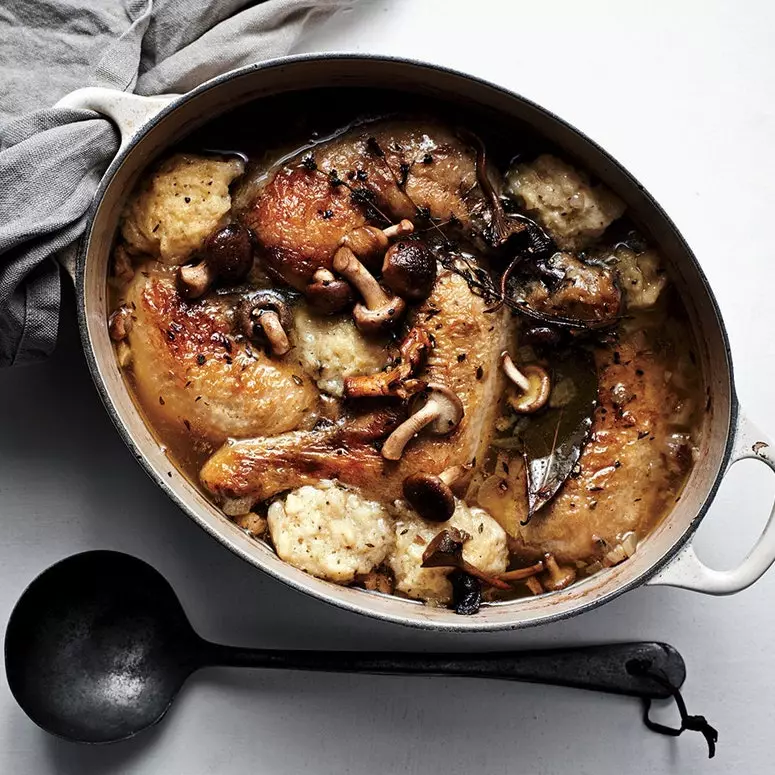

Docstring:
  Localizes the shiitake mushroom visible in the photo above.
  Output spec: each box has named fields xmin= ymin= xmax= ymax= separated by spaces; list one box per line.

xmin=381 ymin=238 xmax=437 ymax=302
xmin=450 ymin=571 xmax=482 ymax=615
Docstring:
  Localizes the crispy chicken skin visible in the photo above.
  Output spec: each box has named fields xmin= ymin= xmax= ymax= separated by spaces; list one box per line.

xmin=502 ymin=326 xmax=695 ymax=564
xmin=241 ymin=121 xmax=480 ymax=290
xmin=199 ymin=272 xmax=510 ymax=509
xmin=123 ymin=263 xmax=319 ymax=444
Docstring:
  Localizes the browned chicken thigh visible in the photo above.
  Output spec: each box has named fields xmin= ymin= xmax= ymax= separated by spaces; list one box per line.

xmin=199 ymin=271 xmax=511 ymax=509
xmin=515 ymin=326 xmax=695 ymax=564
xmin=479 ymin=320 xmax=697 ymax=565
xmin=241 ymin=121 xmax=481 ymax=290
xmin=122 ymin=263 xmax=319 ymax=445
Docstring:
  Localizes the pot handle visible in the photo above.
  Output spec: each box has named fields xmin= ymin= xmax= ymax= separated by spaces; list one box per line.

xmin=54 ymin=88 xmax=178 ymax=280
xmin=646 ymin=411 xmax=775 ymax=594
xmin=55 ymin=87 xmax=177 ymax=150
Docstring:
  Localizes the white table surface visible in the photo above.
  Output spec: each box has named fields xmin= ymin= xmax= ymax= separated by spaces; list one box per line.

xmin=3 ymin=1 xmax=775 ymax=772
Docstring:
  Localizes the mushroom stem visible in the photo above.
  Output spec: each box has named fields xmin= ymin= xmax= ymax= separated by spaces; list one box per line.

xmin=439 ymin=465 xmax=468 ymax=488
xmin=501 ymin=351 xmax=530 ymax=392
xmin=341 ymin=220 xmax=415 ymax=264
xmin=461 ymin=561 xmax=512 ymax=591
xmin=257 ymin=310 xmax=291 ymax=356
xmin=333 ymin=246 xmax=388 ymax=309
xmin=178 ymin=261 xmax=216 ymax=300
xmin=499 ymin=560 xmax=544 ymax=582
xmin=382 ymin=219 xmax=414 ymax=239
xmin=108 ymin=305 xmax=133 ymax=341
xmin=381 ymin=403 xmax=439 ymax=461
xmin=501 ymin=351 xmax=551 ymax=413
xmin=542 ymin=553 xmax=576 ymax=591
xmin=524 ymin=576 xmax=544 ymax=596
xmin=381 ymin=383 xmax=464 ymax=460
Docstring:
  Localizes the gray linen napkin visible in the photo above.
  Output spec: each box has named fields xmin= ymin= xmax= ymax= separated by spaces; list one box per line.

xmin=0 ymin=0 xmax=352 ymax=367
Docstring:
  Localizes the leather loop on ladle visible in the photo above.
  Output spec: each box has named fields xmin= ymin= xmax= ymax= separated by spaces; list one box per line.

xmin=626 ymin=658 xmax=718 ymax=758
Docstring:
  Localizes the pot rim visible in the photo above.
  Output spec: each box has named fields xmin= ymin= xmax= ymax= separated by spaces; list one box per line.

xmin=75 ymin=52 xmax=739 ymax=632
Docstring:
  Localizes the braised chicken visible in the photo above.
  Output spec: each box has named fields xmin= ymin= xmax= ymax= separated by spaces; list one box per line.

xmin=120 ymin=263 xmax=319 ymax=444
xmin=526 ymin=329 xmax=694 ymax=564
xmin=240 ymin=121 xmax=481 ymax=290
xmin=108 ymin=102 xmax=703 ymax=611
xmin=483 ymin=321 xmax=697 ymax=565
xmin=199 ymin=271 xmax=511 ymax=508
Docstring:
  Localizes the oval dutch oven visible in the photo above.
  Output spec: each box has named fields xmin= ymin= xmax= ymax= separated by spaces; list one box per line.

xmin=56 ymin=55 xmax=775 ymax=631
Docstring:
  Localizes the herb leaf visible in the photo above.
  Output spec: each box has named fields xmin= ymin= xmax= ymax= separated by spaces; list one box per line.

xmin=520 ymin=348 xmax=597 ymax=519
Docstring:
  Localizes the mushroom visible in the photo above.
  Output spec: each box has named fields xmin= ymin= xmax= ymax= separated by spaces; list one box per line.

xmin=341 ymin=219 xmax=414 ymax=268
xmin=381 ymin=383 xmax=464 ymax=460
xmin=237 ymin=290 xmax=292 ymax=356
xmin=498 ymin=560 xmax=544 ymax=582
xmin=305 ymin=268 xmax=354 ymax=314
xmin=524 ymin=576 xmax=544 ymax=596
xmin=108 ymin=304 xmax=133 ymax=341
xmin=542 ymin=552 xmax=576 ymax=591
xmin=450 ymin=571 xmax=482 ymax=615
xmin=381 ymin=239 xmax=437 ymax=302
xmin=233 ymin=512 xmax=268 ymax=537
xmin=343 ymin=326 xmax=432 ymax=400
xmin=178 ymin=262 xmax=213 ymax=300
xmin=402 ymin=465 xmax=469 ymax=523
xmin=332 ymin=245 xmax=406 ymax=333
xmin=521 ymin=326 xmax=563 ymax=349
xmin=421 ymin=528 xmax=511 ymax=590
xmin=178 ymin=223 xmax=253 ymax=299
xmin=501 ymin=352 xmax=551 ymax=413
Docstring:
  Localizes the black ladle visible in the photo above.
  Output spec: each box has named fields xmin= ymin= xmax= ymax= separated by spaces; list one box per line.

xmin=5 ymin=551 xmax=685 ymax=745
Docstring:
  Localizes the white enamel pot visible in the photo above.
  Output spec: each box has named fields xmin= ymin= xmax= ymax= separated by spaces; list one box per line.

xmin=58 ymin=54 xmax=775 ymax=631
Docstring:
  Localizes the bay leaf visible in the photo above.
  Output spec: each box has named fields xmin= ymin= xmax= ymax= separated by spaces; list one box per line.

xmin=520 ymin=348 xmax=598 ymax=520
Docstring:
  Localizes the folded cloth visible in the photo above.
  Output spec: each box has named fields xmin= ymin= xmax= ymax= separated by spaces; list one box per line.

xmin=0 ymin=0 xmax=352 ymax=367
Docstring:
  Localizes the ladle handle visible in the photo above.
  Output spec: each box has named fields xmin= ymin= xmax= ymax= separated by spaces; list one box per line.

xmin=203 ymin=641 xmax=684 ymax=700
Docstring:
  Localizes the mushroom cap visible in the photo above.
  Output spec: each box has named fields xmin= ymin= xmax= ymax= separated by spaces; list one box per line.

xmin=352 ymin=293 xmax=406 ymax=333
xmin=421 ymin=527 xmax=468 ymax=567
xmin=507 ymin=364 xmax=551 ymax=414
xmin=411 ymin=382 xmax=464 ymax=435
xmin=403 ymin=473 xmax=456 ymax=522
xmin=381 ymin=239 xmax=437 ymax=301
xmin=521 ymin=326 xmax=563 ymax=349
xmin=305 ymin=270 xmax=354 ymax=314
xmin=237 ymin=289 xmax=292 ymax=339
xmin=450 ymin=570 xmax=483 ymax=615
xmin=204 ymin=223 xmax=254 ymax=282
